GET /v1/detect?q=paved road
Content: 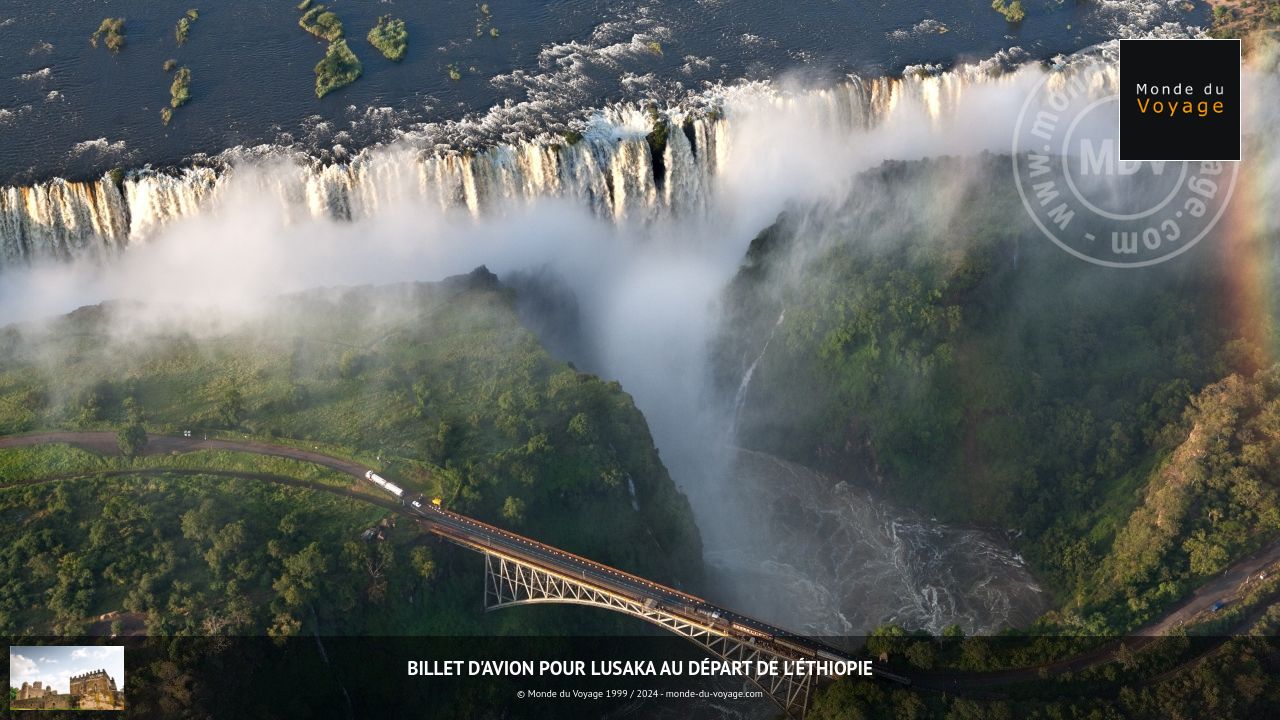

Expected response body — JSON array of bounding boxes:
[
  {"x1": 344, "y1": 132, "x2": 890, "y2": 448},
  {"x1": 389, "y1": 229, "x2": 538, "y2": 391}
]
[
  {"x1": 0, "y1": 430, "x2": 368, "y2": 476},
  {"x1": 1138, "y1": 538, "x2": 1279, "y2": 636},
  {"x1": 886, "y1": 541, "x2": 1280, "y2": 692},
  {"x1": 4, "y1": 430, "x2": 1278, "y2": 692},
  {"x1": 0, "y1": 431, "x2": 860, "y2": 674}
]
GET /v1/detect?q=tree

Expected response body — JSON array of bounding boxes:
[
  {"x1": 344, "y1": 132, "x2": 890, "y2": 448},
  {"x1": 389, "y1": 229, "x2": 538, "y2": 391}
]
[
  {"x1": 117, "y1": 422, "x2": 148, "y2": 458},
  {"x1": 77, "y1": 381, "x2": 114, "y2": 426},
  {"x1": 123, "y1": 396, "x2": 145, "y2": 424},
  {"x1": 204, "y1": 521, "x2": 247, "y2": 577},
  {"x1": 286, "y1": 383, "x2": 309, "y2": 411},
  {"x1": 410, "y1": 546, "x2": 436, "y2": 583},
  {"x1": 339, "y1": 350, "x2": 362, "y2": 379},
  {"x1": 217, "y1": 386, "x2": 244, "y2": 427},
  {"x1": 866, "y1": 624, "x2": 908, "y2": 661},
  {"x1": 169, "y1": 67, "x2": 192, "y2": 107},
  {"x1": 181, "y1": 499, "x2": 221, "y2": 544},
  {"x1": 1185, "y1": 530, "x2": 1229, "y2": 576},
  {"x1": 991, "y1": 0, "x2": 1025, "y2": 22},
  {"x1": 501, "y1": 496, "x2": 526, "y2": 525},
  {"x1": 313, "y1": 39, "x2": 362, "y2": 98},
  {"x1": 904, "y1": 640, "x2": 937, "y2": 670},
  {"x1": 90, "y1": 18, "x2": 126, "y2": 52},
  {"x1": 568, "y1": 412, "x2": 594, "y2": 440},
  {"x1": 273, "y1": 542, "x2": 328, "y2": 608},
  {"x1": 367, "y1": 15, "x2": 408, "y2": 61}
]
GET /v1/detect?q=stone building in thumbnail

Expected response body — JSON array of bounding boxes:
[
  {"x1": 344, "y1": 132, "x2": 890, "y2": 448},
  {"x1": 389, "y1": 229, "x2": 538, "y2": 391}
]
[
  {"x1": 12, "y1": 680, "x2": 71, "y2": 710},
  {"x1": 11, "y1": 669, "x2": 123, "y2": 711},
  {"x1": 68, "y1": 669, "x2": 123, "y2": 710},
  {"x1": 16, "y1": 681, "x2": 55, "y2": 701}
]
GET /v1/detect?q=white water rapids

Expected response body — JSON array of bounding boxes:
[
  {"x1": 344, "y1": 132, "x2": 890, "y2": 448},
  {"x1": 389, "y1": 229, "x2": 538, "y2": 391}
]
[{"x1": 706, "y1": 449, "x2": 1044, "y2": 636}]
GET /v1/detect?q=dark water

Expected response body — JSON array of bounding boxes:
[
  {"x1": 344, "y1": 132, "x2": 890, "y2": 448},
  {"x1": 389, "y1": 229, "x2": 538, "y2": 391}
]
[{"x1": 0, "y1": 0, "x2": 1200, "y2": 184}]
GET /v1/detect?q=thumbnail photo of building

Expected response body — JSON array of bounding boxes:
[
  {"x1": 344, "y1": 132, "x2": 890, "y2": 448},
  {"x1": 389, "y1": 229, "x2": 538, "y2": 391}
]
[{"x1": 9, "y1": 646, "x2": 125, "y2": 711}]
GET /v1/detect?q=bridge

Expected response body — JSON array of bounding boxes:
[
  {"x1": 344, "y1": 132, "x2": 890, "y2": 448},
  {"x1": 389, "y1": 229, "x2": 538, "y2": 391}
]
[
  {"x1": 0, "y1": 431, "x2": 905, "y2": 718},
  {"x1": 397, "y1": 487, "x2": 906, "y2": 718}
]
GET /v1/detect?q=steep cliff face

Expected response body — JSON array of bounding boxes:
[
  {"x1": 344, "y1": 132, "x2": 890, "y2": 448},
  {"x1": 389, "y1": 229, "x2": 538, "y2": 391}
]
[
  {"x1": 1098, "y1": 369, "x2": 1280, "y2": 615},
  {"x1": 712, "y1": 154, "x2": 1272, "y2": 622},
  {"x1": 0, "y1": 270, "x2": 703, "y2": 635}
]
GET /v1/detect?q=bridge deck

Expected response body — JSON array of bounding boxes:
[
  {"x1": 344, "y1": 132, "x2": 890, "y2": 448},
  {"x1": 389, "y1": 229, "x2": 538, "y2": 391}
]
[{"x1": 410, "y1": 500, "x2": 868, "y2": 669}]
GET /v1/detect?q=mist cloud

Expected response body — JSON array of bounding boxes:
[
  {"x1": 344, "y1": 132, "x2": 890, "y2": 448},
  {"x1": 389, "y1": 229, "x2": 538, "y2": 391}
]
[{"x1": 1, "y1": 46, "x2": 1275, "y2": 634}]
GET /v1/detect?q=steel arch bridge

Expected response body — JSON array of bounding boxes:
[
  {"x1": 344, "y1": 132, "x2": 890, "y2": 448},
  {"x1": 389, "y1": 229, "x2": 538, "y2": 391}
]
[{"x1": 482, "y1": 549, "x2": 817, "y2": 718}]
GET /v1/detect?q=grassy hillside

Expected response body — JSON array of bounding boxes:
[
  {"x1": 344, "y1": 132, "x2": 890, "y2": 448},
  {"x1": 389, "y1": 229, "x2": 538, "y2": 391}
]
[{"x1": 0, "y1": 268, "x2": 702, "y2": 637}]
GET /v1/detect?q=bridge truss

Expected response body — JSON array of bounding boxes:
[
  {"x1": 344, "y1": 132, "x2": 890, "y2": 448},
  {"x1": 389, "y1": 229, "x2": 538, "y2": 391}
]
[{"x1": 482, "y1": 550, "x2": 815, "y2": 719}]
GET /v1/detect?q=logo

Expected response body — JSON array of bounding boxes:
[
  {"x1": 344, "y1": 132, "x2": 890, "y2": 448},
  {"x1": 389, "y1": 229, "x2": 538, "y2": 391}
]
[
  {"x1": 1119, "y1": 39, "x2": 1241, "y2": 162},
  {"x1": 1012, "y1": 62, "x2": 1238, "y2": 268}
]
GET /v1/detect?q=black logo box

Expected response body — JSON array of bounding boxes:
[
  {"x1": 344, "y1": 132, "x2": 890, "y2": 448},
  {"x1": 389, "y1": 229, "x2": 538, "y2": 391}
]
[{"x1": 1119, "y1": 38, "x2": 1241, "y2": 162}]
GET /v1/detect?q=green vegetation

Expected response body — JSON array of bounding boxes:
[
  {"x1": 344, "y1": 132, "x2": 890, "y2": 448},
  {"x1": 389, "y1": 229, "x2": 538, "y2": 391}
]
[
  {"x1": 296, "y1": 3, "x2": 360, "y2": 97},
  {"x1": 809, "y1": 627, "x2": 1280, "y2": 718},
  {"x1": 0, "y1": 471, "x2": 385, "y2": 635},
  {"x1": 809, "y1": 584, "x2": 1280, "y2": 717},
  {"x1": 992, "y1": 0, "x2": 1026, "y2": 23},
  {"x1": 1208, "y1": 0, "x2": 1280, "y2": 38},
  {"x1": 0, "y1": 445, "x2": 355, "y2": 492},
  {"x1": 717, "y1": 156, "x2": 1278, "y2": 632},
  {"x1": 1093, "y1": 369, "x2": 1280, "y2": 619},
  {"x1": 475, "y1": 3, "x2": 496, "y2": 38},
  {"x1": 645, "y1": 106, "x2": 670, "y2": 190},
  {"x1": 645, "y1": 106, "x2": 670, "y2": 158},
  {"x1": 299, "y1": 5, "x2": 345, "y2": 42},
  {"x1": 723, "y1": 157, "x2": 1280, "y2": 717},
  {"x1": 116, "y1": 422, "x2": 147, "y2": 458},
  {"x1": 314, "y1": 39, "x2": 362, "y2": 98},
  {"x1": 160, "y1": 107, "x2": 173, "y2": 126},
  {"x1": 447, "y1": 63, "x2": 462, "y2": 81},
  {"x1": 0, "y1": 270, "x2": 702, "y2": 638},
  {"x1": 297, "y1": 0, "x2": 312, "y2": 10},
  {"x1": 169, "y1": 67, "x2": 192, "y2": 108},
  {"x1": 175, "y1": 9, "x2": 199, "y2": 46},
  {"x1": 367, "y1": 15, "x2": 408, "y2": 61},
  {"x1": 90, "y1": 18, "x2": 126, "y2": 53}
]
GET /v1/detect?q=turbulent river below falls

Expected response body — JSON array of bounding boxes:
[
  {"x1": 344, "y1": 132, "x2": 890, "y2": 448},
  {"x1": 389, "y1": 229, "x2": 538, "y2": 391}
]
[{"x1": 704, "y1": 449, "x2": 1047, "y2": 638}]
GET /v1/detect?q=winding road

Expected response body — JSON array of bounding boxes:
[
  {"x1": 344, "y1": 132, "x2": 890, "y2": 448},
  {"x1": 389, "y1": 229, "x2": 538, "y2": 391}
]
[
  {"x1": 0, "y1": 430, "x2": 369, "y2": 475},
  {"x1": 2, "y1": 430, "x2": 1278, "y2": 694}
]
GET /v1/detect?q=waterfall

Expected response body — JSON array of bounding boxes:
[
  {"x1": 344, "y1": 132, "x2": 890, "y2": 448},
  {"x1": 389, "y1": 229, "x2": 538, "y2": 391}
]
[
  {"x1": 0, "y1": 177, "x2": 130, "y2": 262},
  {"x1": 730, "y1": 309, "x2": 785, "y2": 438},
  {"x1": 626, "y1": 476, "x2": 640, "y2": 512},
  {"x1": 0, "y1": 55, "x2": 1120, "y2": 268}
]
